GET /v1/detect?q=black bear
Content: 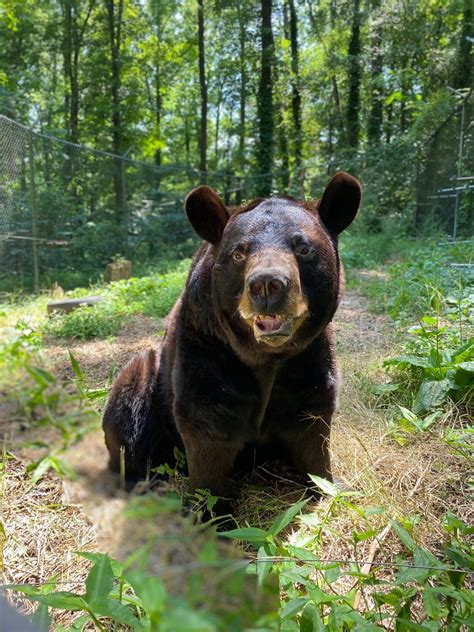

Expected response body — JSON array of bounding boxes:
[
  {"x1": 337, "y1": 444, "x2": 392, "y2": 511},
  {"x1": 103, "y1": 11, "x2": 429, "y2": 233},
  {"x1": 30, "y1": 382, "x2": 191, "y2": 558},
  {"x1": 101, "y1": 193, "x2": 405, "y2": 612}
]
[{"x1": 103, "y1": 172, "x2": 361, "y2": 515}]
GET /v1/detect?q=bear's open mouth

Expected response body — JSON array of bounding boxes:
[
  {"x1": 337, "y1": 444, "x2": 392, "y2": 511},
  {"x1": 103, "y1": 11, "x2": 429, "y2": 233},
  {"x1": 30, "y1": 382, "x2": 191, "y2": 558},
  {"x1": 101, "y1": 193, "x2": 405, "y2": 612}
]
[{"x1": 253, "y1": 314, "x2": 293, "y2": 342}]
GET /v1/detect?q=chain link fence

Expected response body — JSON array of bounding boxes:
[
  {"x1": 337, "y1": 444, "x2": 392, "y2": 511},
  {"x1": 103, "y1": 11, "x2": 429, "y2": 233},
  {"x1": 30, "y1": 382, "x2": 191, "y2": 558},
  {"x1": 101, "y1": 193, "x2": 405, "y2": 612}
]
[
  {"x1": 1, "y1": 104, "x2": 472, "y2": 293},
  {"x1": 0, "y1": 115, "x2": 256, "y2": 292},
  {"x1": 416, "y1": 90, "x2": 473, "y2": 238}
]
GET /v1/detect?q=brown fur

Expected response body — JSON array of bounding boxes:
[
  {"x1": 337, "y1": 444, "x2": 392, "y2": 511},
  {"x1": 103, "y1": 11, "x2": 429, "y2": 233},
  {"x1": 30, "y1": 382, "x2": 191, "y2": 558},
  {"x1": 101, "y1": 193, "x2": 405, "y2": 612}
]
[{"x1": 103, "y1": 172, "x2": 362, "y2": 518}]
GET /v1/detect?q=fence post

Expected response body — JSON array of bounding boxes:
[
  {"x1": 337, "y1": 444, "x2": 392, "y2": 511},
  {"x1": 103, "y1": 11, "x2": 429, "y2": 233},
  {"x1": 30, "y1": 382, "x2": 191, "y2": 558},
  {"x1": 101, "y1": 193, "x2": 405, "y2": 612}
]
[
  {"x1": 453, "y1": 93, "x2": 467, "y2": 239},
  {"x1": 28, "y1": 131, "x2": 40, "y2": 293},
  {"x1": 121, "y1": 156, "x2": 129, "y2": 256}
]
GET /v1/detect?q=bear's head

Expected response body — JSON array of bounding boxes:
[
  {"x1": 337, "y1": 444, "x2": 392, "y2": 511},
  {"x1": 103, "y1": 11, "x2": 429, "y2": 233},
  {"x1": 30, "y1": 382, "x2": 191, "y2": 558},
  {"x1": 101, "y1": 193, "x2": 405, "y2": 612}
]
[{"x1": 185, "y1": 172, "x2": 361, "y2": 363}]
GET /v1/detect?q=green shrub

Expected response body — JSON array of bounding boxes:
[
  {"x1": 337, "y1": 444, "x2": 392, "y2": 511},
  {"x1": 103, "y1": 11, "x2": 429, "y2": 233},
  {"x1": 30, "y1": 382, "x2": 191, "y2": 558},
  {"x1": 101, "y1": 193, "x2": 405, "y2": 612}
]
[
  {"x1": 109, "y1": 260, "x2": 189, "y2": 319},
  {"x1": 42, "y1": 262, "x2": 190, "y2": 340},
  {"x1": 44, "y1": 302, "x2": 129, "y2": 340},
  {"x1": 383, "y1": 302, "x2": 474, "y2": 415},
  {"x1": 9, "y1": 485, "x2": 474, "y2": 631}
]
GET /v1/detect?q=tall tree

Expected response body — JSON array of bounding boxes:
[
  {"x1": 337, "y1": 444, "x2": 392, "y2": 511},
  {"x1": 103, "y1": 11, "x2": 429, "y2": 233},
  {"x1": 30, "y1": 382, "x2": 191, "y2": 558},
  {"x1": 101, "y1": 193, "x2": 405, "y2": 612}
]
[
  {"x1": 453, "y1": 0, "x2": 472, "y2": 89},
  {"x1": 367, "y1": 1, "x2": 383, "y2": 147},
  {"x1": 105, "y1": 0, "x2": 125, "y2": 221},
  {"x1": 60, "y1": 0, "x2": 95, "y2": 144},
  {"x1": 237, "y1": 1, "x2": 247, "y2": 173},
  {"x1": 197, "y1": 0, "x2": 207, "y2": 181},
  {"x1": 346, "y1": 0, "x2": 361, "y2": 152},
  {"x1": 256, "y1": 0, "x2": 274, "y2": 196},
  {"x1": 288, "y1": 0, "x2": 302, "y2": 170}
]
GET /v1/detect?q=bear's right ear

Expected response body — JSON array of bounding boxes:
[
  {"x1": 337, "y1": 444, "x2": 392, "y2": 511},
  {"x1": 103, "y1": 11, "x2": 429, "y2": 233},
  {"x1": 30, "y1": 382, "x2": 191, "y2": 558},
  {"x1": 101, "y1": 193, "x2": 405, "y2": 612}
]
[{"x1": 185, "y1": 185, "x2": 229, "y2": 245}]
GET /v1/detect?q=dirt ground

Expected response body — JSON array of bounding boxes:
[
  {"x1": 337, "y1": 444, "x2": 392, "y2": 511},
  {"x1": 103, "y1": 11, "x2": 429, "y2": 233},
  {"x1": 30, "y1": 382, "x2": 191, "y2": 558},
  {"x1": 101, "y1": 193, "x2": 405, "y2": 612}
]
[{"x1": 3, "y1": 289, "x2": 471, "y2": 622}]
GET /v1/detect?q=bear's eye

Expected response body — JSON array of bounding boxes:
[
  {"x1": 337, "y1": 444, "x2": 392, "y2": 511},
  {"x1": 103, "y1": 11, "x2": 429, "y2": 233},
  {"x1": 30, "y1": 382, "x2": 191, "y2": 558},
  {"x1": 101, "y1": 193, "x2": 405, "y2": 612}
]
[
  {"x1": 232, "y1": 249, "x2": 245, "y2": 263},
  {"x1": 294, "y1": 243, "x2": 312, "y2": 257}
]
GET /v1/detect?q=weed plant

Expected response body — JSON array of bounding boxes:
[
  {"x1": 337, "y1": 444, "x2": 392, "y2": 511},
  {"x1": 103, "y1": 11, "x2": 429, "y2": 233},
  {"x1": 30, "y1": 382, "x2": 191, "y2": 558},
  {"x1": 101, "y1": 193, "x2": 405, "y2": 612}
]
[
  {"x1": 42, "y1": 260, "x2": 190, "y2": 340},
  {"x1": 8, "y1": 480, "x2": 474, "y2": 630}
]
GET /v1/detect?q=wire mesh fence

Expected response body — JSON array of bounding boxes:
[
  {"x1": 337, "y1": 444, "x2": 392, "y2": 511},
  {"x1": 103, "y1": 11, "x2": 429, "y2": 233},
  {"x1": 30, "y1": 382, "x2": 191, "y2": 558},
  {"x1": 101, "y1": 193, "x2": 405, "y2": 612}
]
[
  {"x1": 0, "y1": 116, "x2": 253, "y2": 292},
  {"x1": 0, "y1": 115, "x2": 334, "y2": 293},
  {"x1": 416, "y1": 90, "x2": 473, "y2": 238},
  {"x1": 1, "y1": 101, "x2": 472, "y2": 294}
]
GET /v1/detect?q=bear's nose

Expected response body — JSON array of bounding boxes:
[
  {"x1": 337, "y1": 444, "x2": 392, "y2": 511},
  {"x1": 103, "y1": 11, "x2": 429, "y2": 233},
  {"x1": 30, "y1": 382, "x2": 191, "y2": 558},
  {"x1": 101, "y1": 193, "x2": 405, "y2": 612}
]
[{"x1": 247, "y1": 272, "x2": 289, "y2": 299}]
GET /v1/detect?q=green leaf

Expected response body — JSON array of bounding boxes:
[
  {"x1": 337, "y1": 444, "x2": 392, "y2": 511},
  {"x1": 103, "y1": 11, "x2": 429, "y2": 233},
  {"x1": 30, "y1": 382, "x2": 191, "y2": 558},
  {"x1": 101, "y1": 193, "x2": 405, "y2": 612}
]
[
  {"x1": 397, "y1": 406, "x2": 418, "y2": 422},
  {"x1": 324, "y1": 564, "x2": 341, "y2": 583},
  {"x1": 280, "y1": 568, "x2": 312, "y2": 586},
  {"x1": 77, "y1": 551, "x2": 123, "y2": 577},
  {"x1": 158, "y1": 604, "x2": 215, "y2": 631},
  {"x1": 385, "y1": 355, "x2": 432, "y2": 369},
  {"x1": 375, "y1": 382, "x2": 400, "y2": 395},
  {"x1": 29, "y1": 457, "x2": 55, "y2": 484},
  {"x1": 88, "y1": 597, "x2": 144, "y2": 628},
  {"x1": 65, "y1": 614, "x2": 91, "y2": 631},
  {"x1": 308, "y1": 586, "x2": 340, "y2": 605},
  {"x1": 269, "y1": 498, "x2": 309, "y2": 536},
  {"x1": 280, "y1": 597, "x2": 309, "y2": 622},
  {"x1": 286, "y1": 545, "x2": 320, "y2": 562},
  {"x1": 308, "y1": 475, "x2": 339, "y2": 497},
  {"x1": 256, "y1": 545, "x2": 273, "y2": 586},
  {"x1": 27, "y1": 366, "x2": 57, "y2": 387},
  {"x1": 385, "y1": 90, "x2": 403, "y2": 105},
  {"x1": 23, "y1": 591, "x2": 87, "y2": 611},
  {"x1": 31, "y1": 603, "x2": 52, "y2": 631},
  {"x1": 69, "y1": 351, "x2": 84, "y2": 382},
  {"x1": 126, "y1": 571, "x2": 166, "y2": 615},
  {"x1": 391, "y1": 521, "x2": 416, "y2": 552},
  {"x1": 49, "y1": 456, "x2": 78, "y2": 481},
  {"x1": 85, "y1": 554, "x2": 114, "y2": 603},
  {"x1": 413, "y1": 379, "x2": 451, "y2": 414},
  {"x1": 457, "y1": 361, "x2": 474, "y2": 372},
  {"x1": 395, "y1": 618, "x2": 432, "y2": 631},
  {"x1": 423, "y1": 588, "x2": 441, "y2": 619},
  {"x1": 219, "y1": 527, "x2": 267, "y2": 546},
  {"x1": 299, "y1": 603, "x2": 325, "y2": 632}
]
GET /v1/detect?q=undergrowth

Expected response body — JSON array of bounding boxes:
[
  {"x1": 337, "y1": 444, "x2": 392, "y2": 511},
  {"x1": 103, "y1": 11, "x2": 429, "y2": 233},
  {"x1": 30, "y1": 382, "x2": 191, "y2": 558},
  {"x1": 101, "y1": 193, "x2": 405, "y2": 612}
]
[{"x1": 1, "y1": 234, "x2": 473, "y2": 630}]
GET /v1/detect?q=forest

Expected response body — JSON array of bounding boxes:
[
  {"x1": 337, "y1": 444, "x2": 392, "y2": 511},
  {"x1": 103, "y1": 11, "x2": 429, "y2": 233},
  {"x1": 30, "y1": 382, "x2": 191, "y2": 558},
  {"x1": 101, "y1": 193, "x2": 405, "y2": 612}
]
[
  {"x1": 0, "y1": 0, "x2": 472, "y2": 291},
  {"x1": 1, "y1": 0, "x2": 473, "y2": 630}
]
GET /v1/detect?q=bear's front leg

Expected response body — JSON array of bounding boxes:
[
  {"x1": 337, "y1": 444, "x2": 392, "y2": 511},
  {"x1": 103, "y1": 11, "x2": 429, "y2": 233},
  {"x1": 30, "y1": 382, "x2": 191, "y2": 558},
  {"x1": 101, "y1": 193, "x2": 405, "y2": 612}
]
[
  {"x1": 282, "y1": 413, "x2": 332, "y2": 485},
  {"x1": 180, "y1": 432, "x2": 243, "y2": 519}
]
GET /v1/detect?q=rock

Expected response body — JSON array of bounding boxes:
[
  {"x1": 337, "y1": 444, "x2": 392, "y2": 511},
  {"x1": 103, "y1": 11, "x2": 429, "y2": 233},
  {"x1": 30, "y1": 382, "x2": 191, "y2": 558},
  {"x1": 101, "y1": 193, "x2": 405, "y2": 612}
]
[
  {"x1": 47, "y1": 296, "x2": 105, "y2": 315},
  {"x1": 104, "y1": 260, "x2": 132, "y2": 283}
]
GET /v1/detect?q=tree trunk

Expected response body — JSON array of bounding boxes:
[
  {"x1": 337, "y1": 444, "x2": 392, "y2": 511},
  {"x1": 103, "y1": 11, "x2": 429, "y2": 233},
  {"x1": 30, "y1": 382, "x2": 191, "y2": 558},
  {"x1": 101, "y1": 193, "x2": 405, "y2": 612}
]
[
  {"x1": 198, "y1": 0, "x2": 207, "y2": 182},
  {"x1": 288, "y1": 0, "x2": 302, "y2": 170},
  {"x1": 62, "y1": 0, "x2": 73, "y2": 141},
  {"x1": 105, "y1": 0, "x2": 126, "y2": 225},
  {"x1": 154, "y1": 68, "x2": 162, "y2": 168},
  {"x1": 346, "y1": 0, "x2": 361, "y2": 152},
  {"x1": 367, "y1": 2, "x2": 383, "y2": 146},
  {"x1": 453, "y1": 0, "x2": 472, "y2": 89},
  {"x1": 61, "y1": 0, "x2": 94, "y2": 144},
  {"x1": 214, "y1": 80, "x2": 223, "y2": 167},
  {"x1": 185, "y1": 116, "x2": 190, "y2": 166},
  {"x1": 256, "y1": 0, "x2": 274, "y2": 197},
  {"x1": 237, "y1": 2, "x2": 246, "y2": 173}
]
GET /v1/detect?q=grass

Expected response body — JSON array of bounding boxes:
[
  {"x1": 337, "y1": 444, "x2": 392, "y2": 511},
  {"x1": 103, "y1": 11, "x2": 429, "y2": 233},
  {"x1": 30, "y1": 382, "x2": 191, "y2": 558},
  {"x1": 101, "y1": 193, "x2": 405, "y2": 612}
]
[
  {"x1": 1, "y1": 234, "x2": 473, "y2": 630},
  {"x1": 0, "y1": 259, "x2": 190, "y2": 344}
]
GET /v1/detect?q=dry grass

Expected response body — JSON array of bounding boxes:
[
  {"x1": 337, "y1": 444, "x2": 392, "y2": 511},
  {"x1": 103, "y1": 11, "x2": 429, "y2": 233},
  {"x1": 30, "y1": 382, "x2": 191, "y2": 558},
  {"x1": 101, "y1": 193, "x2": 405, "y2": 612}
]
[{"x1": 1, "y1": 453, "x2": 95, "y2": 625}]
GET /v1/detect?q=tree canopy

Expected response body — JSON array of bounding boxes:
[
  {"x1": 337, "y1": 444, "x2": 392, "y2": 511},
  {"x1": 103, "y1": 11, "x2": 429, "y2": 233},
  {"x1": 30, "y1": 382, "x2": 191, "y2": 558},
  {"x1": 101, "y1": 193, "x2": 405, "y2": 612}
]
[{"x1": 1, "y1": 0, "x2": 470, "y2": 179}]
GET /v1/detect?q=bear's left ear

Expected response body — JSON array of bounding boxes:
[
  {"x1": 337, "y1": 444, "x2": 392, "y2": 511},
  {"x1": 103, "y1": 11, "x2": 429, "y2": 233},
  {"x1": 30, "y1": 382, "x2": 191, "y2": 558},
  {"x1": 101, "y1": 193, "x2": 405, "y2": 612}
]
[
  {"x1": 185, "y1": 185, "x2": 229, "y2": 245},
  {"x1": 317, "y1": 172, "x2": 362, "y2": 234}
]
